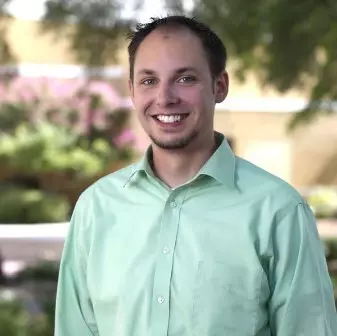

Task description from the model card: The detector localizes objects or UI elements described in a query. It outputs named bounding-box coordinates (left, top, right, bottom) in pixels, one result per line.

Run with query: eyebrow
left=175, top=67, right=198, bottom=75
left=136, top=69, right=155, bottom=76
left=136, top=67, right=199, bottom=77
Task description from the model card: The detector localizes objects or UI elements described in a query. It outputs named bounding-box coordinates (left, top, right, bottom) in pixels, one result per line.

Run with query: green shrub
left=306, top=187, right=337, bottom=219
left=324, top=239, right=337, bottom=262
left=0, top=262, right=58, bottom=335
left=0, top=122, right=111, bottom=177
left=0, top=186, right=70, bottom=223
left=323, top=239, right=337, bottom=305
left=0, top=299, right=28, bottom=336
left=0, top=299, right=52, bottom=336
left=16, top=261, right=59, bottom=282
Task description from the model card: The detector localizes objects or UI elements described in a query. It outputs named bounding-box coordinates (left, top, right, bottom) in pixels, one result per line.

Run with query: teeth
left=156, top=114, right=182, bottom=123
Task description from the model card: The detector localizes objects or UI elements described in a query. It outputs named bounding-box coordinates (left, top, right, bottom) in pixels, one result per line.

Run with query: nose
left=156, top=82, right=179, bottom=108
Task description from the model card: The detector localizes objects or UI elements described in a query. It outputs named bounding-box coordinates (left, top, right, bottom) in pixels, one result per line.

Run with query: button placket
left=150, top=191, right=185, bottom=336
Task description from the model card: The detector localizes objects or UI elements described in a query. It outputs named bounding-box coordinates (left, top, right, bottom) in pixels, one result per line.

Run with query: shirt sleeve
left=54, top=194, right=98, bottom=336
left=268, top=202, right=337, bottom=335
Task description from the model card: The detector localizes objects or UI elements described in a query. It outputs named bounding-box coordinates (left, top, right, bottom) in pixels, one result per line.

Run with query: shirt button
left=162, top=247, right=170, bottom=254
left=157, top=296, right=165, bottom=304
left=170, top=201, right=177, bottom=208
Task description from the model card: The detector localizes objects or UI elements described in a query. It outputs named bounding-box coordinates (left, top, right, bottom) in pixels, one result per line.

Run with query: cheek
left=182, top=88, right=203, bottom=104
left=134, top=92, right=152, bottom=113
left=184, top=88, right=213, bottom=112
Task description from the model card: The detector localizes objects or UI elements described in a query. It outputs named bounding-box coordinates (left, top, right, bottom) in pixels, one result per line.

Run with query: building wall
left=5, top=18, right=77, bottom=65
left=4, top=17, right=128, bottom=66
left=291, top=114, right=337, bottom=187
left=213, top=111, right=337, bottom=188
left=214, top=111, right=292, bottom=183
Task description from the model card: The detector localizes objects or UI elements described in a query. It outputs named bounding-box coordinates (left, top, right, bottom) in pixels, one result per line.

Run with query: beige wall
left=4, top=17, right=128, bottom=66
left=5, top=18, right=77, bottom=65
left=291, top=114, right=337, bottom=187
left=213, top=111, right=337, bottom=188
left=214, top=111, right=293, bottom=183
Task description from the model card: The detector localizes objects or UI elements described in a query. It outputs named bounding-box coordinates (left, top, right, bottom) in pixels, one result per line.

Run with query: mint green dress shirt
left=55, top=133, right=337, bottom=336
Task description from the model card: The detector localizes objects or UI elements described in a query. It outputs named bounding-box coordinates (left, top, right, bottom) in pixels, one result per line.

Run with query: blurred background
left=0, top=0, right=336, bottom=334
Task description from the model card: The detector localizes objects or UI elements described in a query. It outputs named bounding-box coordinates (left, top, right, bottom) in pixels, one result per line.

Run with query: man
left=55, top=15, right=337, bottom=335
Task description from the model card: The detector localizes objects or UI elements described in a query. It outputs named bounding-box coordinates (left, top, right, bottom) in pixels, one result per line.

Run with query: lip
left=150, top=113, right=189, bottom=117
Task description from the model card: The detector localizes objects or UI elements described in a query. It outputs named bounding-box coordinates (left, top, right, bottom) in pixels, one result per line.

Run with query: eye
left=140, top=78, right=157, bottom=86
left=177, top=75, right=196, bottom=84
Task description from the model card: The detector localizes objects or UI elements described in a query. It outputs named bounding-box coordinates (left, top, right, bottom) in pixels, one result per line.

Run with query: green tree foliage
left=172, top=0, right=337, bottom=129
left=40, top=0, right=133, bottom=67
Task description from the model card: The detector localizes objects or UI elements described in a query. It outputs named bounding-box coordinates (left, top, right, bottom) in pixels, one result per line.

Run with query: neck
left=151, top=135, right=217, bottom=188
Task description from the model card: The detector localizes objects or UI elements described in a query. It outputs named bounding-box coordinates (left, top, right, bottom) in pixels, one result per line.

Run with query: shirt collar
left=123, top=147, right=153, bottom=187
left=124, top=131, right=236, bottom=190
left=197, top=132, right=236, bottom=189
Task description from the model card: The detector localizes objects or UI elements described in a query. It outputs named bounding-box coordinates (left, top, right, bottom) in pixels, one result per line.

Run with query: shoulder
left=235, top=156, right=304, bottom=210
left=75, top=163, right=136, bottom=209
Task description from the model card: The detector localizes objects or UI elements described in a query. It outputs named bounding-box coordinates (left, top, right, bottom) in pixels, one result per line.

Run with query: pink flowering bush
left=0, top=76, right=139, bottom=221
left=0, top=76, right=137, bottom=177
left=0, top=76, right=130, bottom=135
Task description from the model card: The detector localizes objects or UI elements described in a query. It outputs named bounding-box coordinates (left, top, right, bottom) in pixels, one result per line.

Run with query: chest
left=86, top=195, right=272, bottom=335
left=86, top=196, right=271, bottom=299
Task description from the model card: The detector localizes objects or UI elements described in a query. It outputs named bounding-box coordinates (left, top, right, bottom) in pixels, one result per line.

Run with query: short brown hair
left=127, top=15, right=227, bottom=81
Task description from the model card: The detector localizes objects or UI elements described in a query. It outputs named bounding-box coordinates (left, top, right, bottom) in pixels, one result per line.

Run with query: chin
left=151, top=132, right=198, bottom=150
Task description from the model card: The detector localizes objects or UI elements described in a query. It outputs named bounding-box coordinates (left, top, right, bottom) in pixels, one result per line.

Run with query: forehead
left=134, top=27, right=209, bottom=73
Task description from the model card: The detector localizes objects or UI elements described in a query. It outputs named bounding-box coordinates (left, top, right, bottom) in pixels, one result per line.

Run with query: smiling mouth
left=153, top=114, right=189, bottom=124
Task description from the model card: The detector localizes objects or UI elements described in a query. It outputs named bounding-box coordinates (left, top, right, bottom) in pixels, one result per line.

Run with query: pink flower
left=19, top=89, right=36, bottom=103
left=0, top=76, right=136, bottom=148
left=0, top=83, right=6, bottom=102
left=88, top=81, right=121, bottom=107
left=113, top=129, right=136, bottom=148
left=47, top=78, right=76, bottom=98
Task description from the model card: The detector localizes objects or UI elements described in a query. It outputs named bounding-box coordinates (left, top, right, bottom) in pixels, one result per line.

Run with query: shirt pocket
left=191, top=260, right=262, bottom=336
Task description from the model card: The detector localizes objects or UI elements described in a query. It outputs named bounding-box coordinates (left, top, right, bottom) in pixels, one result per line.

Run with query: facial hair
left=150, top=129, right=198, bottom=150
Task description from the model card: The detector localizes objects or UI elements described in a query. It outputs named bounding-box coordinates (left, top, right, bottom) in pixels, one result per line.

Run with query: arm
left=269, top=202, right=337, bottom=335
left=54, top=195, right=98, bottom=336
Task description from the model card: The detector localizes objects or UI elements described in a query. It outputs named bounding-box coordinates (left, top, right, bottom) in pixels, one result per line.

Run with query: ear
left=214, top=71, right=229, bottom=103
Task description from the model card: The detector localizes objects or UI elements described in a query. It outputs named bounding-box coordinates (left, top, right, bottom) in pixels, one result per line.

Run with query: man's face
left=129, top=27, right=228, bottom=150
